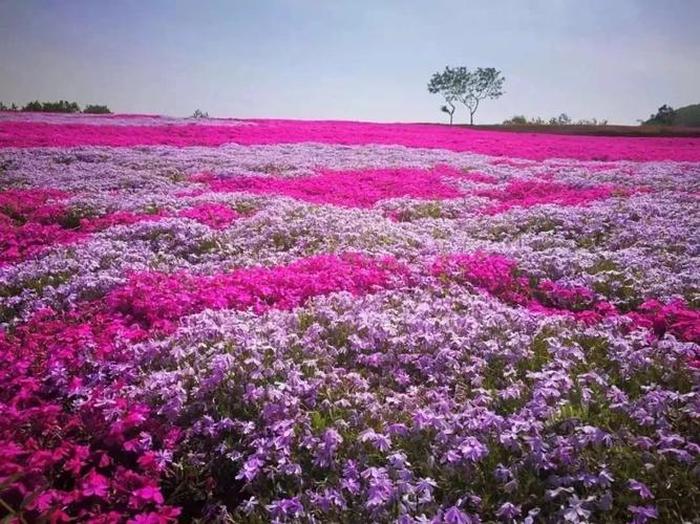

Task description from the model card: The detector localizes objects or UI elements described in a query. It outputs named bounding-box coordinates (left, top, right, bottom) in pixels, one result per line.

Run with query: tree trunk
left=469, top=98, right=480, bottom=125
left=449, top=113, right=453, bottom=125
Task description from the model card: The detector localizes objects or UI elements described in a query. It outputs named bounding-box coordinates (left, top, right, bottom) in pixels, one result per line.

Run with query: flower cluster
left=0, top=305, right=180, bottom=522
left=194, top=165, right=466, bottom=208
left=0, top=113, right=698, bottom=522
left=475, top=179, right=627, bottom=214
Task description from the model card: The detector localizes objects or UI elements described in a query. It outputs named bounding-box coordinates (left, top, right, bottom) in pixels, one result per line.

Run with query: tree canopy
left=22, top=100, right=81, bottom=113
left=428, top=66, right=505, bottom=125
left=3, top=100, right=112, bottom=114
left=645, top=104, right=676, bottom=126
left=83, top=104, right=112, bottom=114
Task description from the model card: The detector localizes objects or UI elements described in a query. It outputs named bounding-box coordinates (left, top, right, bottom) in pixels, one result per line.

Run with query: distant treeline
left=502, top=113, right=608, bottom=126
left=0, top=100, right=112, bottom=114
left=502, top=104, right=700, bottom=128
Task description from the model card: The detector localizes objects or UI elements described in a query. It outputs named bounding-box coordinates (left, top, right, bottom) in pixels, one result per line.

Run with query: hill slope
left=674, top=103, right=700, bottom=127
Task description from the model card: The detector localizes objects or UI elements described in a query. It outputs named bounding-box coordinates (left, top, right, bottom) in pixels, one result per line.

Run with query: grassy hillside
left=673, top=104, right=700, bottom=127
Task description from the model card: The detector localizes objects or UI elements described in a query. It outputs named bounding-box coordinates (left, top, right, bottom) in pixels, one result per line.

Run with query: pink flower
left=178, top=202, right=241, bottom=228
left=477, top=179, right=622, bottom=214
left=81, top=470, right=110, bottom=498
left=127, top=507, right=181, bottom=524
left=201, top=165, right=464, bottom=208
left=132, top=485, right=165, bottom=507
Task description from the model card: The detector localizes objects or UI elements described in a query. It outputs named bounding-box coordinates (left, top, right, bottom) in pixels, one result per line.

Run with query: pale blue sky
left=1, top=0, right=698, bottom=124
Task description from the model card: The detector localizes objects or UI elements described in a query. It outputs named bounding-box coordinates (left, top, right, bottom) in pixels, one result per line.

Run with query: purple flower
left=598, top=468, right=614, bottom=488
left=562, top=495, right=592, bottom=523
left=458, top=437, right=488, bottom=462
left=267, top=497, right=304, bottom=519
left=416, top=477, right=438, bottom=504
left=628, top=505, right=658, bottom=524
left=242, top=496, right=258, bottom=514
left=359, top=428, right=392, bottom=452
left=496, top=502, right=521, bottom=521
left=362, top=467, right=394, bottom=509
left=235, top=456, right=264, bottom=482
left=628, top=479, right=654, bottom=500
left=444, top=506, right=470, bottom=524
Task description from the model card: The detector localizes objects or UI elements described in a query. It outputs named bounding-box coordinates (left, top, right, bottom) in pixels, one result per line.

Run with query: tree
left=191, top=109, right=209, bottom=119
left=503, top=115, right=528, bottom=125
left=646, top=104, right=676, bottom=125
left=21, top=100, right=81, bottom=113
left=440, top=102, right=456, bottom=125
left=428, top=66, right=505, bottom=125
left=21, top=100, right=43, bottom=112
left=503, top=114, right=608, bottom=126
left=548, top=113, right=572, bottom=125
left=428, top=71, right=461, bottom=125
left=83, top=104, right=111, bottom=114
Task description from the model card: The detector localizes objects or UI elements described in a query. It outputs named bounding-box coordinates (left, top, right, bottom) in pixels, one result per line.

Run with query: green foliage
left=574, top=117, right=609, bottom=126
left=0, top=101, right=19, bottom=111
left=5, top=100, right=111, bottom=114
left=502, top=114, right=609, bottom=126
left=428, top=66, right=505, bottom=125
left=644, top=103, right=700, bottom=127
left=645, top=104, right=676, bottom=125
left=83, top=104, right=112, bottom=114
left=549, top=113, right=572, bottom=125
left=503, top=114, right=530, bottom=125
left=22, top=100, right=81, bottom=113
left=393, top=202, right=449, bottom=222
left=440, top=102, right=456, bottom=125
left=673, top=103, right=700, bottom=127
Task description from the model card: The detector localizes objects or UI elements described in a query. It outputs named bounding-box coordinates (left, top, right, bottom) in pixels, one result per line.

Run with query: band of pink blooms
left=2, top=116, right=700, bottom=161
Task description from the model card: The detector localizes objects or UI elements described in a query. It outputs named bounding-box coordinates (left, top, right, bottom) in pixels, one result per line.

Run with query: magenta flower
left=81, top=470, right=110, bottom=498
left=131, top=485, right=165, bottom=507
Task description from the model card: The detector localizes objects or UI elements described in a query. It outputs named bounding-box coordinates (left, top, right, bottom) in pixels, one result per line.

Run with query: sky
left=1, top=0, right=699, bottom=124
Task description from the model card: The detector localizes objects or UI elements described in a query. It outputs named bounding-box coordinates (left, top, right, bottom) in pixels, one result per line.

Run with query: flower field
left=0, top=113, right=699, bottom=523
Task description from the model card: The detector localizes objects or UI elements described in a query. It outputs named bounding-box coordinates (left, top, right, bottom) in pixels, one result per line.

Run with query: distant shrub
left=574, top=117, right=608, bottom=126
left=0, top=101, right=19, bottom=111
left=503, top=113, right=608, bottom=126
left=5, top=100, right=111, bottom=114
left=191, top=109, right=209, bottom=119
left=549, top=113, right=572, bottom=125
left=83, top=104, right=112, bottom=114
left=503, top=115, right=545, bottom=125
left=21, top=100, right=81, bottom=113
left=504, top=115, right=528, bottom=125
